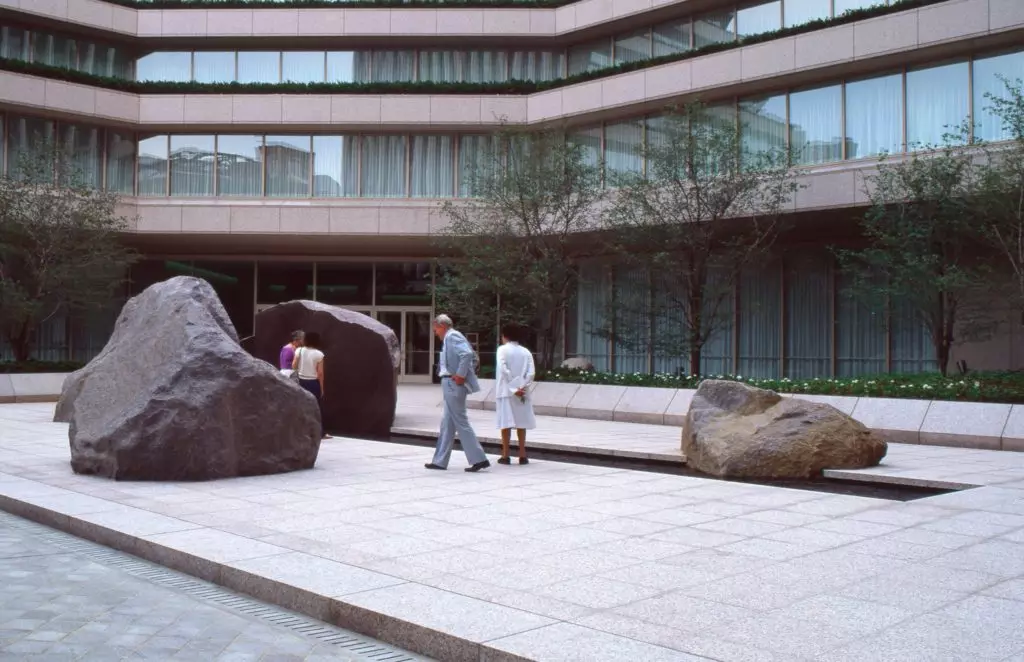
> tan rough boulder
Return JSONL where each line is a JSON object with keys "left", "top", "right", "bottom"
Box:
{"left": 682, "top": 380, "right": 887, "bottom": 478}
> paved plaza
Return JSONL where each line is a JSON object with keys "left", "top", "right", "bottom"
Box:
{"left": 0, "top": 510, "right": 422, "bottom": 661}
{"left": 3, "top": 402, "right": 1024, "bottom": 660}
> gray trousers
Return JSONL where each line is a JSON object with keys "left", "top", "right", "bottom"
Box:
{"left": 431, "top": 379, "right": 487, "bottom": 468}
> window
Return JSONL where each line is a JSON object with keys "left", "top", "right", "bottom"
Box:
{"left": 784, "top": 0, "right": 831, "bottom": 27}
{"left": 736, "top": 1, "right": 781, "bottom": 39}
{"left": 419, "top": 51, "right": 460, "bottom": 83}
{"left": 789, "top": 84, "right": 843, "bottom": 165}
{"left": 845, "top": 73, "right": 903, "bottom": 159}
{"left": 265, "top": 136, "right": 312, "bottom": 197}
{"left": 315, "top": 263, "right": 373, "bottom": 305}
{"left": 194, "top": 52, "right": 236, "bottom": 83}
{"left": 411, "top": 135, "right": 454, "bottom": 197}
{"left": 834, "top": 0, "right": 881, "bottom": 15}
{"left": 361, "top": 135, "right": 407, "bottom": 197}
{"left": 740, "top": 94, "right": 787, "bottom": 167}
{"left": 371, "top": 51, "right": 414, "bottom": 83}
{"left": 738, "top": 262, "right": 781, "bottom": 378}
{"left": 0, "top": 26, "right": 28, "bottom": 60}
{"left": 169, "top": 135, "right": 215, "bottom": 196}
{"left": 604, "top": 120, "right": 643, "bottom": 184}
{"left": 136, "top": 52, "right": 191, "bottom": 82}
{"left": 784, "top": 254, "right": 831, "bottom": 378}
{"left": 60, "top": 123, "right": 102, "bottom": 189}
{"left": 458, "top": 134, "right": 500, "bottom": 197}
{"left": 216, "top": 135, "right": 263, "bottom": 196}
{"left": 653, "top": 20, "right": 692, "bottom": 57}
{"left": 32, "top": 33, "right": 74, "bottom": 69}
{"left": 614, "top": 30, "right": 651, "bottom": 65}
{"left": 569, "top": 127, "right": 602, "bottom": 171}
{"left": 327, "top": 51, "right": 358, "bottom": 83}
{"left": 105, "top": 131, "right": 136, "bottom": 194}
{"left": 137, "top": 134, "right": 169, "bottom": 196}
{"left": 312, "top": 136, "right": 358, "bottom": 197}
{"left": 510, "top": 51, "right": 564, "bottom": 82}
{"left": 835, "top": 271, "right": 886, "bottom": 376}
{"left": 906, "top": 61, "right": 970, "bottom": 148}
{"left": 568, "top": 40, "right": 612, "bottom": 76}
{"left": 464, "top": 51, "right": 507, "bottom": 83}
{"left": 237, "top": 51, "right": 280, "bottom": 84}
{"left": 973, "top": 51, "right": 1024, "bottom": 142}
{"left": 282, "top": 51, "right": 325, "bottom": 83}
{"left": 694, "top": 10, "right": 736, "bottom": 48}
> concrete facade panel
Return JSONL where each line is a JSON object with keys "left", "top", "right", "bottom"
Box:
{"left": 42, "top": 80, "right": 94, "bottom": 115}
{"left": 644, "top": 61, "right": 692, "bottom": 101}
{"left": 67, "top": 0, "right": 112, "bottom": 31}
{"left": 527, "top": 90, "right": 563, "bottom": 122}
{"left": 380, "top": 96, "right": 432, "bottom": 125}
{"left": 251, "top": 9, "right": 299, "bottom": 36}
{"left": 110, "top": 4, "right": 139, "bottom": 35}
{"left": 281, "top": 96, "right": 333, "bottom": 124}
{"left": 853, "top": 11, "right": 919, "bottom": 59}
{"left": 529, "top": 9, "right": 556, "bottom": 35}
{"left": 481, "top": 97, "right": 528, "bottom": 124}
{"left": 140, "top": 96, "right": 185, "bottom": 123}
{"left": 331, "top": 97, "right": 383, "bottom": 124}
{"left": 230, "top": 206, "right": 281, "bottom": 233}
{"left": 280, "top": 206, "right": 330, "bottom": 234}
{"left": 207, "top": 9, "right": 255, "bottom": 36}
{"left": 483, "top": 10, "right": 532, "bottom": 35}
{"left": 329, "top": 206, "right": 380, "bottom": 234}
{"left": 574, "top": 0, "right": 617, "bottom": 29}
{"left": 135, "top": 205, "right": 183, "bottom": 233}
{"left": 25, "top": 0, "right": 67, "bottom": 20}
{"left": 741, "top": 38, "right": 796, "bottom": 81}
{"left": 296, "top": 9, "right": 345, "bottom": 36}
{"left": 136, "top": 9, "right": 162, "bottom": 37}
{"left": 94, "top": 90, "right": 140, "bottom": 123}
{"left": 181, "top": 206, "right": 230, "bottom": 233}
{"left": 429, "top": 97, "right": 482, "bottom": 125}
{"left": 160, "top": 9, "right": 207, "bottom": 36}
{"left": 601, "top": 71, "right": 646, "bottom": 110}
{"left": 554, "top": 5, "right": 576, "bottom": 34}
{"left": 795, "top": 169, "right": 858, "bottom": 210}
{"left": 794, "top": 25, "right": 854, "bottom": 70}
{"left": 436, "top": 10, "right": 483, "bottom": 35}
{"left": 918, "top": 0, "right": 989, "bottom": 45}
{"left": 183, "top": 96, "right": 233, "bottom": 124}
{"left": 389, "top": 9, "right": 438, "bottom": 35}
{"left": 562, "top": 81, "right": 603, "bottom": 117}
{"left": 2, "top": 73, "right": 48, "bottom": 110}
{"left": 231, "top": 96, "right": 283, "bottom": 124}
{"left": 991, "top": 0, "right": 1024, "bottom": 31}
{"left": 378, "top": 206, "right": 431, "bottom": 235}
{"left": 344, "top": 9, "right": 391, "bottom": 35}
{"left": 690, "top": 50, "right": 743, "bottom": 91}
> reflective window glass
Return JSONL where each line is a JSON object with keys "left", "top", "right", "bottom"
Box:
{"left": 464, "top": 51, "right": 507, "bottom": 83}
{"left": 371, "top": 51, "right": 414, "bottom": 83}
{"left": 217, "top": 135, "right": 263, "bottom": 196}
{"left": 419, "top": 51, "right": 460, "bottom": 83}
{"left": 784, "top": 0, "right": 831, "bottom": 27}
{"left": 194, "top": 52, "right": 235, "bottom": 83}
{"left": 137, "top": 134, "right": 169, "bottom": 196}
{"left": 974, "top": 50, "right": 1024, "bottom": 142}
{"left": 237, "top": 51, "right": 280, "bottom": 84}
{"left": 614, "top": 30, "right": 651, "bottom": 65}
{"left": 169, "top": 135, "right": 215, "bottom": 196}
{"left": 375, "top": 262, "right": 432, "bottom": 306}
{"left": 105, "top": 130, "right": 136, "bottom": 194}
{"left": 458, "top": 134, "right": 500, "bottom": 197}
{"left": 32, "top": 33, "right": 74, "bottom": 68}
{"left": 694, "top": 10, "right": 736, "bottom": 48}
{"left": 327, "top": 51, "right": 357, "bottom": 83}
{"left": 315, "top": 263, "right": 373, "bottom": 305}
{"left": 737, "top": 1, "right": 781, "bottom": 38}
{"left": 411, "top": 135, "right": 454, "bottom": 197}
{"left": 845, "top": 73, "right": 903, "bottom": 159}
{"left": 0, "top": 26, "right": 28, "bottom": 60}
{"left": 6, "top": 116, "right": 53, "bottom": 182}
{"left": 265, "top": 135, "right": 312, "bottom": 197}
{"left": 569, "top": 127, "right": 602, "bottom": 170}
{"left": 361, "top": 135, "right": 407, "bottom": 197}
{"left": 60, "top": 123, "right": 102, "bottom": 189}
{"left": 510, "top": 51, "right": 564, "bottom": 81}
{"left": 605, "top": 120, "right": 643, "bottom": 184}
{"left": 568, "top": 40, "right": 612, "bottom": 75}
{"left": 312, "top": 136, "right": 358, "bottom": 197}
{"left": 653, "top": 19, "right": 692, "bottom": 57}
{"left": 282, "top": 51, "right": 325, "bottom": 83}
{"left": 740, "top": 94, "right": 787, "bottom": 167}
{"left": 789, "top": 84, "right": 843, "bottom": 165}
{"left": 907, "top": 61, "right": 969, "bottom": 148}
{"left": 136, "top": 52, "right": 191, "bottom": 82}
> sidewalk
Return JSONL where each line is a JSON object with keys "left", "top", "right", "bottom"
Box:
{"left": 4, "top": 402, "right": 1024, "bottom": 660}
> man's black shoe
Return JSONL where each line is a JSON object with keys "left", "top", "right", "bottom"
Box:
{"left": 465, "top": 460, "right": 491, "bottom": 473}
{"left": 424, "top": 463, "right": 446, "bottom": 471}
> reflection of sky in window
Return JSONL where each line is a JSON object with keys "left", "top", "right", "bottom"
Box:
{"left": 784, "top": 0, "right": 830, "bottom": 27}
{"left": 237, "top": 52, "right": 280, "bottom": 83}
{"left": 193, "top": 52, "right": 235, "bottom": 83}
{"left": 282, "top": 52, "right": 325, "bottom": 83}
{"left": 216, "top": 135, "right": 263, "bottom": 162}
{"left": 737, "top": 1, "right": 781, "bottom": 38}
{"left": 136, "top": 52, "right": 190, "bottom": 82}
{"left": 327, "top": 52, "right": 356, "bottom": 83}
{"left": 138, "top": 135, "right": 168, "bottom": 159}
{"left": 906, "top": 61, "right": 969, "bottom": 149}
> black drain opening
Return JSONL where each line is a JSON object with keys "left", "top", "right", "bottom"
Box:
{"left": 382, "top": 433, "right": 965, "bottom": 502}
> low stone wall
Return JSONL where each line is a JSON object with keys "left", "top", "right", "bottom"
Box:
{"left": 466, "top": 380, "right": 1024, "bottom": 452}
{"left": 0, "top": 373, "right": 67, "bottom": 404}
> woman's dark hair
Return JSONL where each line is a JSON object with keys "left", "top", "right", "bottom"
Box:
{"left": 501, "top": 324, "right": 522, "bottom": 343}
{"left": 303, "top": 331, "right": 322, "bottom": 349}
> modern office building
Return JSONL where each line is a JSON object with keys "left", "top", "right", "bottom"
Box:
{"left": 1, "top": 0, "right": 1022, "bottom": 379}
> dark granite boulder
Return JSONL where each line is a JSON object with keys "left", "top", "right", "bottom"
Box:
{"left": 59, "top": 276, "right": 322, "bottom": 480}
{"left": 250, "top": 301, "right": 400, "bottom": 437}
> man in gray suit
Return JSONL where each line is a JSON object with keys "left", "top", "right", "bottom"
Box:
{"left": 425, "top": 314, "right": 490, "bottom": 472}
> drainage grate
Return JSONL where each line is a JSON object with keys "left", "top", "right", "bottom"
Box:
{"left": 0, "top": 511, "right": 429, "bottom": 662}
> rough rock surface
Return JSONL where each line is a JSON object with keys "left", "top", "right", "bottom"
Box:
{"left": 250, "top": 301, "right": 400, "bottom": 438}
{"left": 59, "top": 277, "right": 322, "bottom": 481}
{"left": 682, "top": 380, "right": 887, "bottom": 478}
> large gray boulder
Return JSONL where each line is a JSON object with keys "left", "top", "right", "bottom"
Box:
{"left": 58, "top": 276, "right": 322, "bottom": 481}
{"left": 682, "top": 380, "right": 887, "bottom": 479}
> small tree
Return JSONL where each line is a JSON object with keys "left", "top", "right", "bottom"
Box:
{"left": 976, "top": 77, "right": 1024, "bottom": 317}
{"left": 836, "top": 127, "right": 994, "bottom": 377}
{"left": 600, "top": 102, "right": 800, "bottom": 376}
{"left": 0, "top": 142, "right": 136, "bottom": 362}
{"left": 436, "top": 128, "right": 606, "bottom": 371}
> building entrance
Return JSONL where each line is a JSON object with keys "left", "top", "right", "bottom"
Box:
{"left": 374, "top": 309, "right": 434, "bottom": 383}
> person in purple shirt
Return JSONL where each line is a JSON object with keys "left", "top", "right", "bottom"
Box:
{"left": 279, "top": 330, "right": 304, "bottom": 371}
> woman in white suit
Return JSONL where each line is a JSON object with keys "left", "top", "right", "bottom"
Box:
{"left": 495, "top": 325, "right": 537, "bottom": 465}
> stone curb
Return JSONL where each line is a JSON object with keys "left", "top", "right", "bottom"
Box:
{"left": 0, "top": 489, "right": 545, "bottom": 662}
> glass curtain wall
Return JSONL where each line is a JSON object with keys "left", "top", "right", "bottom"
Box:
{"left": 906, "top": 61, "right": 970, "bottom": 147}
{"left": 789, "top": 84, "right": 843, "bottom": 164}
{"left": 362, "top": 135, "right": 407, "bottom": 197}
{"left": 411, "top": 135, "right": 454, "bottom": 198}
{"left": 265, "top": 136, "right": 312, "bottom": 197}
{"left": 169, "top": 135, "right": 215, "bottom": 197}
{"left": 845, "top": 73, "right": 903, "bottom": 159}
{"left": 974, "top": 50, "right": 1024, "bottom": 142}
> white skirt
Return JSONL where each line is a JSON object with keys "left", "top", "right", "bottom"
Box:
{"left": 495, "top": 396, "right": 536, "bottom": 430}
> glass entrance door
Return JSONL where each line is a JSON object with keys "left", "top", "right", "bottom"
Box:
{"left": 376, "top": 310, "right": 433, "bottom": 383}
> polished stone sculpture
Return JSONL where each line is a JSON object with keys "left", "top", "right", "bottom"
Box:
{"left": 249, "top": 301, "right": 400, "bottom": 438}
{"left": 682, "top": 380, "right": 887, "bottom": 478}
{"left": 58, "top": 276, "right": 322, "bottom": 480}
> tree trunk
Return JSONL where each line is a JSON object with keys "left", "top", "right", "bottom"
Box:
{"left": 9, "top": 331, "right": 33, "bottom": 363}
{"left": 688, "top": 347, "right": 701, "bottom": 377}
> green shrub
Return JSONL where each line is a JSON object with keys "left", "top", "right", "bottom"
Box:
{"left": 539, "top": 368, "right": 1024, "bottom": 404}
{"left": 0, "top": 361, "right": 85, "bottom": 374}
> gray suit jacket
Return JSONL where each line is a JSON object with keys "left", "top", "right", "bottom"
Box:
{"left": 441, "top": 330, "right": 480, "bottom": 395}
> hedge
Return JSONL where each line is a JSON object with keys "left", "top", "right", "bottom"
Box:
{"left": 539, "top": 369, "right": 1024, "bottom": 404}
{"left": 2, "top": 0, "right": 948, "bottom": 96}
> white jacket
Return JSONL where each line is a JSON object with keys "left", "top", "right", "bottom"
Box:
{"left": 495, "top": 342, "right": 536, "bottom": 399}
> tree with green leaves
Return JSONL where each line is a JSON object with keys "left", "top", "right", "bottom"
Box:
{"left": 0, "top": 142, "right": 136, "bottom": 362}
{"left": 435, "top": 128, "right": 606, "bottom": 371}
{"left": 599, "top": 102, "right": 800, "bottom": 376}
{"left": 836, "top": 126, "right": 995, "bottom": 377}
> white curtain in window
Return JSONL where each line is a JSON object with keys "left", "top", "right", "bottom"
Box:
{"left": 604, "top": 120, "right": 643, "bottom": 184}
{"left": 700, "top": 268, "right": 734, "bottom": 376}
{"left": 137, "top": 135, "right": 169, "bottom": 196}
{"left": 576, "top": 263, "right": 611, "bottom": 371}
{"left": 510, "top": 51, "right": 564, "bottom": 81}
{"left": 361, "top": 135, "right": 407, "bottom": 197}
{"left": 411, "top": 135, "right": 454, "bottom": 198}
{"left": 785, "top": 253, "right": 831, "bottom": 378}
{"left": 845, "top": 73, "right": 903, "bottom": 159}
{"left": 216, "top": 135, "right": 263, "bottom": 196}
{"left": 419, "top": 51, "right": 459, "bottom": 82}
{"left": 613, "top": 267, "right": 649, "bottom": 374}
{"left": 76, "top": 42, "right": 97, "bottom": 74}
{"left": 0, "top": 26, "right": 28, "bottom": 60}
{"left": 907, "top": 61, "right": 970, "bottom": 148}
{"left": 738, "top": 262, "right": 781, "bottom": 378}
{"left": 327, "top": 51, "right": 357, "bottom": 83}
{"left": 169, "top": 135, "right": 215, "bottom": 196}
{"left": 789, "top": 84, "right": 843, "bottom": 165}
{"left": 653, "top": 20, "right": 691, "bottom": 57}
{"left": 194, "top": 52, "right": 236, "bottom": 83}
{"left": 371, "top": 51, "right": 414, "bottom": 83}
{"left": 568, "top": 40, "right": 611, "bottom": 75}
{"left": 974, "top": 51, "right": 1024, "bottom": 142}
{"left": 32, "top": 34, "right": 74, "bottom": 68}
{"left": 569, "top": 127, "right": 602, "bottom": 171}
{"left": 312, "top": 136, "right": 357, "bottom": 197}
{"left": 61, "top": 123, "right": 102, "bottom": 189}
{"left": 835, "top": 272, "right": 886, "bottom": 377}
{"left": 740, "top": 94, "right": 787, "bottom": 168}
{"left": 266, "top": 135, "right": 311, "bottom": 197}
{"left": 458, "top": 134, "right": 500, "bottom": 197}
{"left": 464, "top": 51, "right": 507, "bottom": 83}
{"left": 613, "top": 30, "right": 651, "bottom": 65}
{"left": 890, "top": 299, "right": 937, "bottom": 373}
{"left": 105, "top": 131, "right": 136, "bottom": 194}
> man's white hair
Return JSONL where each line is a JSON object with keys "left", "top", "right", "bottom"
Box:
{"left": 434, "top": 314, "right": 454, "bottom": 328}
